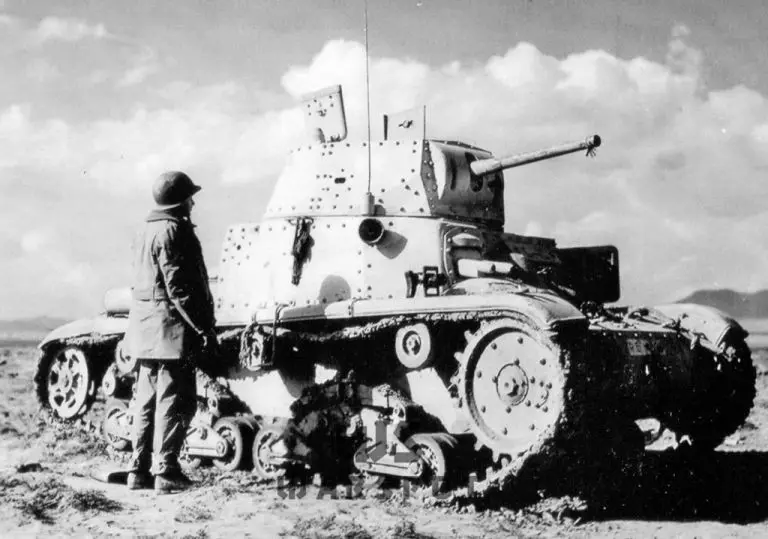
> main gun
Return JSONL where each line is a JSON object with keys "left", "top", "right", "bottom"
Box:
{"left": 469, "top": 135, "right": 601, "bottom": 176}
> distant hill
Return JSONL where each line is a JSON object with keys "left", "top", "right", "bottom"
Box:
{"left": 0, "top": 316, "right": 70, "bottom": 343}
{"left": 677, "top": 289, "right": 768, "bottom": 319}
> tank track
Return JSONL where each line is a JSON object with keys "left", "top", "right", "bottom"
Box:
{"left": 662, "top": 332, "right": 756, "bottom": 449}
{"left": 35, "top": 328, "right": 244, "bottom": 421}
{"left": 241, "top": 311, "right": 590, "bottom": 494}
{"left": 37, "top": 310, "right": 755, "bottom": 497}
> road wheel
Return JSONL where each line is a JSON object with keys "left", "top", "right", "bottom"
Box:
{"left": 212, "top": 417, "right": 248, "bottom": 472}
{"left": 252, "top": 426, "right": 287, "bottom": 480}
{"left": 102, "top": 399, "right": 130, "bottom": 451}
{"left": 405, "top": 432, "right": 456, "bottom": 493}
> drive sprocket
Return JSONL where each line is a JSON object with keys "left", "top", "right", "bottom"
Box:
{"left": 454, "top": 317, "right": 582, "bottom": 485}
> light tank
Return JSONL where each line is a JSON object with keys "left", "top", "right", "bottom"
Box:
{"left": 35, "top": 85, "right": 756, "bottom": 490}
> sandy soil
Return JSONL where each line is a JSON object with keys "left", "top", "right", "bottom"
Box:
{"left": 1, "top": 344, "right": 767, "bottom": 538}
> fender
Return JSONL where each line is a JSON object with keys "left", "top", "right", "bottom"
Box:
{"left": 39, "top": 315, "right": 128, "bottom": 348}
{"left": 252, "top": 278, "right": 588, "bottom": 332}
{"left": 653, "top": 303, "right": 746, "bottom": 347}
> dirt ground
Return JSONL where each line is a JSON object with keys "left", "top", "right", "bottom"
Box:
{"left": 1, "top": 344, "right": 768, "bottom": 538}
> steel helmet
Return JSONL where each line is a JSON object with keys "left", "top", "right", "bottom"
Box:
{"left": 152, "top": 171, "right": 201, "bottom": 208}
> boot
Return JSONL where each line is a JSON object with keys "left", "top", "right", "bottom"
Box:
{"left": 154, "top": 470, "right": 194, "bottom": 494}
{"left": 127, "top": 471, "right": 153, "bottom": 490}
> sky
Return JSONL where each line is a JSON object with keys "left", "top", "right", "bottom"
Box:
{"left": 2, "top": 0, "right": 768, "bottom": 319}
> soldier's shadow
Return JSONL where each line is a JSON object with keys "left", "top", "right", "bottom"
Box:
{"left": 544, "top": 448, "right": 768, "bottom": 524}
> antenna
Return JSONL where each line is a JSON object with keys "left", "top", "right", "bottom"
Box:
{"left": 363, "top": 0, "right": 374, "bottom": 215}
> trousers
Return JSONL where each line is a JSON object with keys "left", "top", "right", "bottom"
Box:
{"left": 129, "top": 359, "right": 196, "bottom": 475}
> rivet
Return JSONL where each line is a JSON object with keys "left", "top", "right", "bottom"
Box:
{"left": 477, "top": 371, "right": 482, "bottom": 379}
{"left": 481, "top": 405, "right": 486, "bottom": 412}
{"left": 529, "top": 424, "right": 535, "bottom": 431}
{"left": 540, "top": 358, "right": 546, "bottom": 365}
{"left": 542, "top": 406, "right": 548, "bottom": 412}
{"left": 526, "top": 400, "right": 531, "bottom": 407}
{"left": 517, "top": 337, "right": 523, "bottom": 344}
{"left": 506, "top": 407, "right": 511, "bottom": 413}
{"left": 502, "top": 428, "right": 508, "bottom": 435}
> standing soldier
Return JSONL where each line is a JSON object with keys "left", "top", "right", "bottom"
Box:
{"left": 125, "top": 171, "right": 216, "bottom": 494}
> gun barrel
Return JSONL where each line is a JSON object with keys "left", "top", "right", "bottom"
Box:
{"left": 470, "top": 134, "right": 601, "bottom": 177}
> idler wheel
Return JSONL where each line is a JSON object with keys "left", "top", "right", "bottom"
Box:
{"left": 46, "top": 346, "right": 94, "bottom": 419}
{"left": 102, "top": 399, "right": 130, "bottom": 451}
{"left": 212, "top": 417, "right": 250, "bottom": 472}
{"left": 457, "top": 319, "right": 567, "bottom": 463}
{"left": 395, "top": 323, "right": 434, "bottom": 369}
{"left": 663, "top": 335, "right": 756, "bottom": 451}
{"left": 252, "top": 426, "right": 288, "bottom": 480}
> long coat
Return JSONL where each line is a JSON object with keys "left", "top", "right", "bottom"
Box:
{"left": 126, "top": 208, "right": 215, "bottom": 360}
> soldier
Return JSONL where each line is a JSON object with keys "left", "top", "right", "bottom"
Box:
{"left": 125, "top": 171, "right": 217, "bottom": 494}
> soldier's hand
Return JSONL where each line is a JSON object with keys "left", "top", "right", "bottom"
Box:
{"left": 201, "top": 331, "right": 220, "bottom": 357}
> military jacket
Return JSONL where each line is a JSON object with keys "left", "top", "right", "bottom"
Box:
{"left": 126, "top": 207, "right": 215, "bottom": 360}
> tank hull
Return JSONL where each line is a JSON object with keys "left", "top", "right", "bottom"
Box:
{"left": 41, "top": 282, "right": 755, "bottom": 491}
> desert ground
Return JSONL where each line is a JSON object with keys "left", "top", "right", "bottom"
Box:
{"left": 1, "top": 343, "right": 767, "bottom": 539}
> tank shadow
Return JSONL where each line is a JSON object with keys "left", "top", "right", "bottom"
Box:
{"left": 538, "top": 448, "right": 768, "bottom": 524}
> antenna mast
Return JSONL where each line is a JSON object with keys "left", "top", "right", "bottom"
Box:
{"left": 363, "top": 0, "right": 374, "bottom": 214}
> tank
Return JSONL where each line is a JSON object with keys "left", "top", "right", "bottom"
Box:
{"left": 35, "top": 85, "right": 756, "bottom": 490}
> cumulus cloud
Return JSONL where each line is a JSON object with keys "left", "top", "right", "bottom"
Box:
{"left": 34, "top": 16, "right": 108, "bottom": 43}
{"left": 2, "top": 27, "right": 768, "bottom": 317}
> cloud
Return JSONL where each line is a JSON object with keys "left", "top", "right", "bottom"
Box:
{"left": 20, "top": 229, "right": 51, "bottom": 254}
{"left": 34, "top": 16, "right": 108, "bottom": 43}
{"left": 25, "top": 58, "right": 60, "bottom": 82}
{"left": 117, "top": 48, "right": 159, "bottom": 87}
{"left": 3, "top": 27, "right": 768, "bottom": 317}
